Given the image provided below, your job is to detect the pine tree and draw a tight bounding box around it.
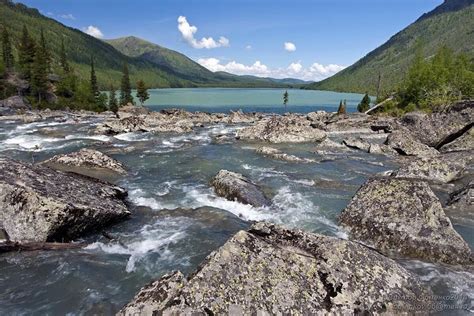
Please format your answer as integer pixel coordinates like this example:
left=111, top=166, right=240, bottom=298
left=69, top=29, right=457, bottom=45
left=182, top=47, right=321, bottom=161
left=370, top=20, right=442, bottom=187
left=120, top=62, right=133, bottom=105
left=283, top=90, right=289, bottom=111
left=60, top=39, right=70, bottom=73
left=90, top=56, right=99, bottom=100
left=31, top=29, right=50, bottom=103
left=109, top=85, right=118, bottom=115
left=18, top=25, right=36, bottom=80
left=1, top=26, right=14, bottom=71
left=357, top=93, right=371, bottom=113
left=136, top=79, right=149, bottom=106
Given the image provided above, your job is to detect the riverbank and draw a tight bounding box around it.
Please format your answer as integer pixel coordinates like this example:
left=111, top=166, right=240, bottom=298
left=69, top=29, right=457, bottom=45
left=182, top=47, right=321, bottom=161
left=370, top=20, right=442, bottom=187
left=0, top=102, right=472, bottom=314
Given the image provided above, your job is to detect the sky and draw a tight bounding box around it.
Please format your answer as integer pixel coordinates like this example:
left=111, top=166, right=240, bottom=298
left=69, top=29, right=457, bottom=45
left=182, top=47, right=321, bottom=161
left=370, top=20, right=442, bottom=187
left=18, top=0, right=443, bottom=81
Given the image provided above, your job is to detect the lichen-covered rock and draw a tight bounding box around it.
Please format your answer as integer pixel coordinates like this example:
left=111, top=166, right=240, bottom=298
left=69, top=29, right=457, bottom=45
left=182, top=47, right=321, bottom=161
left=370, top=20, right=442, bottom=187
left=119, top=222, right=432, bottom=315
left=256, top=146, right=315, bottom=163
left=42, top=148, right=126, bottom=174
left=98, top=116, right=147, bottom=134
left=340, top=178, right=472, bottom=265
left=0, top=157, right=130, bottom=243
left=342, top=137, right=371, bottom=152
left=210, top=170, right=270, bottom=207
left=0, top=95, right=31, bottom=112
left=236, top=116, right=326, bottom=143
left=444, top=181, right=474, bottom=225
left=439, top=127, right=474, bottom=152
left=385, top=130, right=439, bottom=157
left=394, top=153, right=471, bottom=183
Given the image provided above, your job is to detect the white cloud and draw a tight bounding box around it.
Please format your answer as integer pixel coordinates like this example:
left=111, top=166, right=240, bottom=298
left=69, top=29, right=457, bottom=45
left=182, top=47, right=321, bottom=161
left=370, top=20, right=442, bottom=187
left=284, top=42, right=296, bottom=52
left=83, top=25, right=104, bottom=39
left=245, top=45, right=252, bottom=50
left=198, top=58, right=345, bottom=81
left=60, top=13, right=76, bottom=20
left=177, top=16, right=229, bottom=49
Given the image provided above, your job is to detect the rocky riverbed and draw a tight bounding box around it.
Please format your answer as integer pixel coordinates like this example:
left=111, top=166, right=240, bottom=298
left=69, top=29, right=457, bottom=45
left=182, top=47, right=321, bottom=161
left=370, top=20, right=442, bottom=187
left=0, top=102, right=472, bottom=314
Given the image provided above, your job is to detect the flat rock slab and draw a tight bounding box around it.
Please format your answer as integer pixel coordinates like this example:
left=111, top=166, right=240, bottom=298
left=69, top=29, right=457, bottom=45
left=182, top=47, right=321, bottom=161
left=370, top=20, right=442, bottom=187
left=256, top=146, right=316, bottom=163
left=340, top=178, right=472, bottom=265
left=42, top=148, right=127, bottom=174
left=0, top=157, right=130, bottom=243
left=210, top=170, right=270, bottom=207
left=119, top=222, right=431, bottom=315
left=385, top=130, right=439, bottom=157
left=237, top=116, right=326, bottom=143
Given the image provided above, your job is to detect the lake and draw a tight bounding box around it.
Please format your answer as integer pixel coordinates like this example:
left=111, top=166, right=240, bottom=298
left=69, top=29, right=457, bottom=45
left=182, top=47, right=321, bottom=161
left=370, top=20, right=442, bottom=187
left=137, top=88, right=366, bottom=114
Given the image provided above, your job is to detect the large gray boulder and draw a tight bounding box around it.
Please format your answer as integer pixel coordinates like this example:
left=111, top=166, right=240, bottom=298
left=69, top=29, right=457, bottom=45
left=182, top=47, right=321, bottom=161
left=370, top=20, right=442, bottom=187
left=119, top=222, right=431, bottom=315
left=394, top=152, right=471, bottom=183
left=210, top=170, right=270, bottom=207
left=385, top=130, right=439, bottom=157
left=42, top=148, right=127, bottom=174
left=340, top=178, right=472, bottom=265
left=342, top=137, right=371, bottom=152
left=0, top=95, right=31, bottom=115
left=439, top=126, right=474, bottom=153
left=236, top=116, right=326, bottom=143
left=256, top=146, right=316, bottom=163
left=445, top=181, right=474, bottom=225
left=0, top=157, right=130, bottom=243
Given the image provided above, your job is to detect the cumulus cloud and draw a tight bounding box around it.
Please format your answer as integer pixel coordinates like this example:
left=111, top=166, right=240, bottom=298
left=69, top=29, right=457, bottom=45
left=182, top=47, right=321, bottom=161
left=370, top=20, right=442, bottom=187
left=245, top=45, right=252, bottom=50
left=83, top=25, right=104, bottom=39
left=177, top=16, right=229, bottom=49
left=197, top=58, right=345, bottom=81
left=60, top=13, right=76, bottom=20
left=284, top=42, right=296, bottom=52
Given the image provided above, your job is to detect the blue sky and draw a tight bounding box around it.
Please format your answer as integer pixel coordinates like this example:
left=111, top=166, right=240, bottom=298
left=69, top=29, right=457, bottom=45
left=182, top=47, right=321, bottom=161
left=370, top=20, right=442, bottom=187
left=19, top=0, right=443, bottom=81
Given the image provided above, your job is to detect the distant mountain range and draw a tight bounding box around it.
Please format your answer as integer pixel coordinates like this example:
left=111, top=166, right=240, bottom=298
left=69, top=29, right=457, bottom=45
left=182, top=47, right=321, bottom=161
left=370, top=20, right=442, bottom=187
left=1, top=0, right=307, bottom=88
left=306, top=0, right=474, bottom=94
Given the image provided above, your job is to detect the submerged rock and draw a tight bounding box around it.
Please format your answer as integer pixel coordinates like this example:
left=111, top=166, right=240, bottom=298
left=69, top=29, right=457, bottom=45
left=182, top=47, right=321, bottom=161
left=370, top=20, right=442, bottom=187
left=0, top=157, right=130, bottom=243
left=119, top=222, right=431, bottom=315
left=385, top=130, right=439, bottom=157
left=340, top=178, right=472, bottom=265
left=256, top=146, right=316, bottom=163
left=42, top=148, right=127, bottom=174
left=236, top=116, right=326, bottom=143
left=394, top=153, right=471, bottom=183
left=210, top=170, right=270, bottom=207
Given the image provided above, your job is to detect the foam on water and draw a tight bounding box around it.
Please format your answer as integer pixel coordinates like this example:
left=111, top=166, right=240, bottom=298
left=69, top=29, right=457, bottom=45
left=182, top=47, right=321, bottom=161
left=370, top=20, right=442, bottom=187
left=65, top=134, right=111, bottom=142
left=114, top=132, right=151, bottom=142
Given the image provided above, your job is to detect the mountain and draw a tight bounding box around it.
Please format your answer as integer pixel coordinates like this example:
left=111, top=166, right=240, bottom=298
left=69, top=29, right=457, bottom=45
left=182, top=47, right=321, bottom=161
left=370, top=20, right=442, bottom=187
left=306, top=0, right=474, bottom=94
left=1, top=1, right=297, bottom=89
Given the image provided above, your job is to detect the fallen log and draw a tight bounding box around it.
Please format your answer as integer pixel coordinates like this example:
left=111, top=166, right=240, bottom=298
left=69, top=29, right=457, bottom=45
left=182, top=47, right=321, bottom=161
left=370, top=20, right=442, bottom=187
left=0, top=241, right=86, bottom=253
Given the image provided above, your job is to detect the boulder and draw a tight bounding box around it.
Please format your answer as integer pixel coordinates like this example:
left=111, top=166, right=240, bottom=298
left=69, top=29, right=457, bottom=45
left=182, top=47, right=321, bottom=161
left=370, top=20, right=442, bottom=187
left=340, top=178, right=472, bottom=265
left=42, top=148, right=127, bottom=174
left=439, top=127, right=474, bottom=153
left=0, top=157, right=130, bottom=243
left=0, top=95, right=31, bottom=111
left=210, top=170, right=270, bottom=207
left=394, top=153, right=471, bottom=183
left=399, top=104, right=474, bottom=147
left=226, top=110, right=255, bottom=124
left=256, top=146, right=316, bottom=163
left=236, top=116, right=326, bottom=143
left=444, top=181, right=474, bottom=225
left=385, top=130, right=439, bottom=157
left=119, top=222, right=431, bottom=315
left=98, top=116, right=147, bottom=134
left=342, top=137, right=371, bottom=152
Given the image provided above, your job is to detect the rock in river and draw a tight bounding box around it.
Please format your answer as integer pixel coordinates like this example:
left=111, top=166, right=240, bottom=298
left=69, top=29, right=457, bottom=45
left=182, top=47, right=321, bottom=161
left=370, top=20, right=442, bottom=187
left=210, top=170, right=270, bottom=207
left=42, top=148, right=127, bottom=174
left=236, top=115, right=326, bottom=143
left=119, top=222, right=431, bottom=315
left=0, top=157, right=130, bottom=243
left=340, top=178, right=472, bottom=265
left=385, top=130, right=439, bottom=157
left=256, top=146, right=316, bottom=163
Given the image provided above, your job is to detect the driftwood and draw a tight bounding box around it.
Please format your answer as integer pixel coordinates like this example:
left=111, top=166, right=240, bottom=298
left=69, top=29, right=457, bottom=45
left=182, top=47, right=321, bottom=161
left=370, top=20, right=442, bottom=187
left=0, top=241, right=86, bottom=253
left=365, top=96, right=394, bottom=114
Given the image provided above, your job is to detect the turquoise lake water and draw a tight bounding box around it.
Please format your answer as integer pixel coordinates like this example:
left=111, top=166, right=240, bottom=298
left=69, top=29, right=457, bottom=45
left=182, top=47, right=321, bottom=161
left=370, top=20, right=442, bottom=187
left=137, top=88, right=366, bottom=113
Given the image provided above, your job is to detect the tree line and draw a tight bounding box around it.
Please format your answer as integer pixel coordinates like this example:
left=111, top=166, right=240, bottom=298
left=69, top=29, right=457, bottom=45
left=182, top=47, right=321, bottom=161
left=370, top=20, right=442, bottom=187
left=1, top=25, right=150, bottom=112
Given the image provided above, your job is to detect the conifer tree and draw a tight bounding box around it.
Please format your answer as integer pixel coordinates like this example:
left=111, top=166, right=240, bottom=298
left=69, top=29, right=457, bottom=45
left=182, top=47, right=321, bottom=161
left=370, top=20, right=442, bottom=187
left=39, top=29, right=50, bottom=72
left=60, top=39, right=70, bottom=73
left=120, top=62, right=133, bottom=105
left=136, top=79, right=149, bottom=106
left=357, top=93, right=371, bottom=113
left=31, top=29, right=50, bottom=103
left=18, top=25, right=36, bottom=80
left=283, top=90, right=289, bottom=111
left=90, top=57, right=99, bottom=100
left=1, top=26, right=14, bottom=71
left=109, top=85, right=119, bottom=115
left=337, top=100, right=347, bottom=115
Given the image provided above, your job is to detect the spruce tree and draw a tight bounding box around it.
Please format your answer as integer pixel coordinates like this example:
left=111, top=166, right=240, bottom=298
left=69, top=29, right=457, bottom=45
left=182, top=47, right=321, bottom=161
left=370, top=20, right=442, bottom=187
left=90, top=57, right=99, bottom=100
left=39, top=29, right=50, bottom=72
left=109, top=85, right=119, bottom=115
left=136, top=79, right=149, bottom=106
left=31, top=29, right=49, bottom=104
left=1, top=26, right=14, bottom=71
left=283, top=90, right=289, bottom=111
left=120, top=62, right=133, bottom=105
left=357, top=93, right=371, bottom=113
left=18, top=25, right=36, bottom=80
left=60, top=39, right=70, bottom=73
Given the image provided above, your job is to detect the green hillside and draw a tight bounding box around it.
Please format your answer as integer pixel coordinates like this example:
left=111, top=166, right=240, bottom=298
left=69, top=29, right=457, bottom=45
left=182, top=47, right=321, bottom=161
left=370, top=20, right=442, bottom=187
left=306, top=0, right=474, bottom=94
